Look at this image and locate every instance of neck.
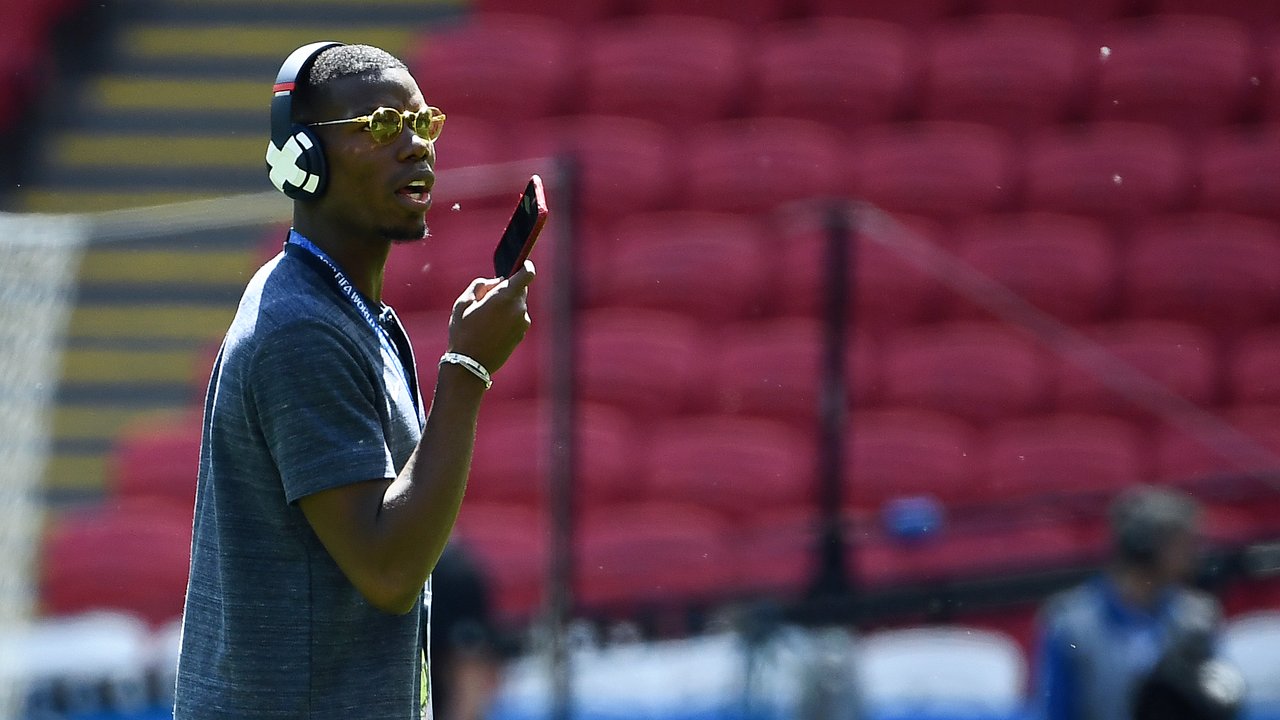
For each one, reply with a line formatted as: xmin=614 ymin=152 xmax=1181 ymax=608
xmin=1109 ymin=566 xmax=1165 ymax=611
xmin=293 ymin=218 xmax=391 ymax=302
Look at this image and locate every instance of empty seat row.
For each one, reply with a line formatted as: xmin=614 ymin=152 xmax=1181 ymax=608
xmin=39 ymin=485 xmax=1279 ymax=628
xmin=188 ymin=303 xmax=1280 ymax=437
xmin=409 ymin=14 xmax=1280 ymax=136
xmin=474 ymin=0 xmax=1279 ymax=27
xmin=433 ymin=312 xmax=1272 ymax=421
xmin=452 ymin=495 xmax=1280 ymax=620
xmin=111 ymin=396 xmax=1280 ymax=539
xmin=449 ymin=500 xmax=1091 ymax=616
xmin=382 ymin=207 xmax=1280 ymax=334
xmin=428 ymin=117 xmax=1280 ymax=229
xmin=463 ymin=400 xmax=1280 ymax=513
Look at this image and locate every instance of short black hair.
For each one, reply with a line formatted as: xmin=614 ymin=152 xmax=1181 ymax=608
xmin=293 ymin=44 xmax=407 ymax=122
xmin=1111 ymin=485 xmax=1198 ymax=565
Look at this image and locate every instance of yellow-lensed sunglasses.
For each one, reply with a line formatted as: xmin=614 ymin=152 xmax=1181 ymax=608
xmin=309 ymin=106 xmax=446 ymax=145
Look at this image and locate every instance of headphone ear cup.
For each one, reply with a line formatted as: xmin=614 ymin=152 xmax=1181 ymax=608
xmin=266 ymin=125 xmax=329 ymax=200
xmin=285 ymin=125 xmax=328 ymax=200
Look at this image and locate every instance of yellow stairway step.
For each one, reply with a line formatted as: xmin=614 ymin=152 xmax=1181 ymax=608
xmin=83 ymin=251 xmax=253 ymax=287
xmin=43 ymin=454 xmax=109 ymax=492
xmin=52 ymin=406 xmax=161 ymax=443
xmin=79 ymin=249 xmax=252 ymax=284
xmin=123 ymin=25 xmax=417 ymax=60
xmin=88 ymin=77 xmax=265 ymax=112
xmin=53 ymin=133 xmax=264 ymax=169
xmin=60 ymin=348 xmax=198 ymax=384
xmin=68 ymin=305 xmax=235 ymax=342
xmin=21 ymin=190 xmax=220 ymax=214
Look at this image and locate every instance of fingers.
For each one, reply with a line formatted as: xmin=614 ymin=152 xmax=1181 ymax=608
xmin=506 ymin=260 xmax=536 ymax=290
xmin=453 ymin=277 xmax=499 ymax=318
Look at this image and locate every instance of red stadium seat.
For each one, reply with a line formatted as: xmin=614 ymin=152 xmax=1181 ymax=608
xmin=407 ymin=15 xmax=574 ymax=123
xmin=679 ymin=118 xmax=847 ymax=214
xmin=382 ymin=219 xmax=491 ymax=315
xmin=577 ymin=503 xmax=736 ymax=609
xmin=1091 ymin=16 xmax=1257 ymax=132
xmin=713 ymin=317 xmax=878 ymax=423
xmin=451 ymin=503 xmax=547 ymax=621
xmin=1222 ymin=577 xmax=1280 ymax=617
xmin=731 ymin=509 xmax=820 ymax=597
xmin=777 ymin=213 xmax=946 ymax=329
xmin=751 ymin=18 xmax=919 ymax=131
xmin=848 ymin=122 xmax=1017 ymax=221
xmin=429 ymin=115 xmax=514 ymax=175
xmin=467 ymin=399 xmax=644 ymax=508
xmin=516 ymin=115 xmax=677 ymax=222
xmin=108 ymin=413 xmax=202 ymax=513
xmin=640 ymin=415 xmax=816 ymax=523
xmin=190 ymin=339 xmax=222 ymax=404
xmin=1264 ymin=29 xmax=1280 ymax=121
xmin=954 ymin=213 xmax=1118 ymax=324
xmin=922 ymin=15 xmax=1086 ymax=133
xmin=41 ymin=501 xmax=193 ymax=626
xmin=399 ymin=310 xmax=451 ymax=364
xmin=1230 ymin=327 xmax=1280 ymax=406
xmin=806 ymin=0 xmax=957 ymax=24
xmin=1025 ymin=122 xmax=1192 ymax=222
xmin=382 ymin=208 xmax=518 ymax=315
xmin=981 ymin=413 xmax=1147 ymax=505
xmin=1124 ymin=213 xmax=1280 ymax=330
xmin=1153 ymin=405 xmax=1280 ymax=527
xmin=1156 ymin=405 xmax=1280 ymax=479
xmin=1197 ymin=126 xmax=1280 ymax=221
xmin=577 ymin=308 xmax=714 ymax=420
xmin=474 ymin=0 xmax=618 ymax=25
xmin=1151 ymin=0 xmax=1276 ymax=26
xmin=399 ymin=308 xmax=543 ymax=402
xmin=880 ymin=322 xmax=1051 ymax=423
xmin=580 ymin=16 xmax=747 ymax=126
xmin=586 ymin=211 xmax=771 ymax=321
xmin=845 ymin=408 xmax=983 ymax=511
xmin=969 ymin=0 xmax=1133 ymax=22
xmin=634 ymin=0 xmax=787 ymax=25
xmin=1054 ymin=320 xmax=1221 ymax=417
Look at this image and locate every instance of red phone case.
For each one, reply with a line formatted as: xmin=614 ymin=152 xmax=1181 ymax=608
xmin=496 ymin=174 xmax=549 ymax=277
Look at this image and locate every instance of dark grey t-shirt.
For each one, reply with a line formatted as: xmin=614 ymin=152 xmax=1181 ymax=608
xmin=175 ymin=246 xmax=428 ymax=720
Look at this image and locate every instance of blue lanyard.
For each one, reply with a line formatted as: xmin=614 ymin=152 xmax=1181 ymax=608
xmin=285 ymin=230 xmax=421 ymax=422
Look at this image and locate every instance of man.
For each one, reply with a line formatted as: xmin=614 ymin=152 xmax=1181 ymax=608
xmin=174 ymin=43 xmax=534 ymax=720
xmin=1033 ymin=485 xmax=1227 ymax=720
xmin=425 ymin=542 xmax=505 ymax=720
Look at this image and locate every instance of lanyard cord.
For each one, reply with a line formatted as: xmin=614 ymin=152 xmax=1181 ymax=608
xmin=284 ymin=230 xmax=422 ymax=422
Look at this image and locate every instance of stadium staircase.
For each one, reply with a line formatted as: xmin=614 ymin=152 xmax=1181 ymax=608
xmin=31 ymin=0 xmax=466 ymax=502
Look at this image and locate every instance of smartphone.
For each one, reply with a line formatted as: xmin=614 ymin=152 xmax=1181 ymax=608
xmin=492 ymin=174 xmax=549 ymax=278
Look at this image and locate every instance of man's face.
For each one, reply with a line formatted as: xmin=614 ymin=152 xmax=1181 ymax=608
xmin=1155 ymin=527 xmax=1200 ymax=585
xmin=308 ymin=67 xmax=436 ymax=244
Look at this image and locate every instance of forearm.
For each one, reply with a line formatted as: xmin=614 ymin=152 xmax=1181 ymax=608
xmin=370 ymin=365 xmax=488 ymax=611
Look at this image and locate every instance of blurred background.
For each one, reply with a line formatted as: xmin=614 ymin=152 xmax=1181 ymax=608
xmin=3 ymin=0 xmax=1280 ymax=718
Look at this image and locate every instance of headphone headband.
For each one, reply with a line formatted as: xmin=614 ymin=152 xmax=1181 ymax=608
xmin=266 ymin=41 xmax=344 ymax=199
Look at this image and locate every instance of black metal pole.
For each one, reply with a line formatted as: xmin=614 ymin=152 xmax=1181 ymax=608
xmin=808 ymin=202 xmax=853 ymax=601
xmin=546 ymin=156 xmax=579 ymax=720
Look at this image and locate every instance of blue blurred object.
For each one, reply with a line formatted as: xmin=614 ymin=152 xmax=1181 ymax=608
xmin=881 ymin=495 xmax=945 ymax=543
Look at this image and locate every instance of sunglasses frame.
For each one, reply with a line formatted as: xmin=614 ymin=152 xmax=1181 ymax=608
xmin=308 ymin=106 xmax=446 ymax=144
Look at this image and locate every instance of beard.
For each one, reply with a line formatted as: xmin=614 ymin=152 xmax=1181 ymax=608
xmin=384 ymin=215 xmax=430 ymax=244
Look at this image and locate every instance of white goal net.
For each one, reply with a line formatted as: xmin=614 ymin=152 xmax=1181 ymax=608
xmin=0 ymin=213 xmax=88 ymax=720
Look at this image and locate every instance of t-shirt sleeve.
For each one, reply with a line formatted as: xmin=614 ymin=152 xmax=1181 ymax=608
xmin=249 ymin=318 xmax=396 ymax=503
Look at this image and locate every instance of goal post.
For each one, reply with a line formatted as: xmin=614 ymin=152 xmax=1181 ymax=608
xmin=0 ymin=213 xmax=88 ymax=720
